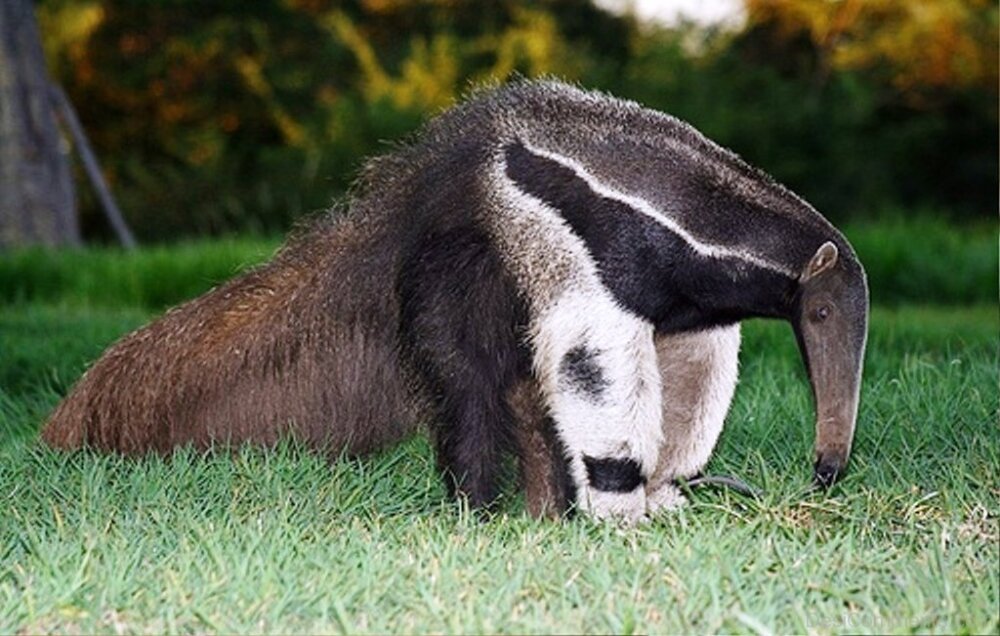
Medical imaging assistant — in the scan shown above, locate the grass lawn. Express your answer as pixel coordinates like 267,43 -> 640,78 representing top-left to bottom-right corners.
0,246 -> 997,632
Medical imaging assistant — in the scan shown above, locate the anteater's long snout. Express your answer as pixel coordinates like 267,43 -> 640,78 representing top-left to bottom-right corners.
797,303 -> 867,488
812,406 -> 857,489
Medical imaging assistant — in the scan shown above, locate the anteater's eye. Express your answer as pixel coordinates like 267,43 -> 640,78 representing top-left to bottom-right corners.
812,305 -> 831,323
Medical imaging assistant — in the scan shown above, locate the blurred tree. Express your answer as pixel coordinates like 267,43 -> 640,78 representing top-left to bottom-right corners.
744,0 -> 998,100
40,0 -> 357,238
0,0 -> 79,248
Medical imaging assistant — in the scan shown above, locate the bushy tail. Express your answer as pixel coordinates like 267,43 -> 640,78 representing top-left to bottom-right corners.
41,214 -> 422,457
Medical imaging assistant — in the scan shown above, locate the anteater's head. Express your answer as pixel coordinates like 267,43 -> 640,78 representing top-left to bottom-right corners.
792,241 -> 869,488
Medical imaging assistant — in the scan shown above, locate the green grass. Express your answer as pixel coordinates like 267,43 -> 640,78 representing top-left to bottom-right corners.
1,297 -> 996,634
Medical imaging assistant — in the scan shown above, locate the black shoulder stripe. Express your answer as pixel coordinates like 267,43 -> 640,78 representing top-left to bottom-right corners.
504,141 -> 681,323
504,141 -> 626,263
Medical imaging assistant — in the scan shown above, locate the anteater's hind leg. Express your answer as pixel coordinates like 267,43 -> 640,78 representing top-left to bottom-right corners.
508,379 -> 573,518
645,324 -> 741,513
397,225 -> 530,510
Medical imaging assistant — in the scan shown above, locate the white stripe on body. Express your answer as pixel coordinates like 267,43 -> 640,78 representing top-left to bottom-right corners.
519,140 -> 798,279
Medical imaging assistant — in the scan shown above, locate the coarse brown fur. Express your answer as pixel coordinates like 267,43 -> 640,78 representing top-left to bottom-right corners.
42,208 -> 427,457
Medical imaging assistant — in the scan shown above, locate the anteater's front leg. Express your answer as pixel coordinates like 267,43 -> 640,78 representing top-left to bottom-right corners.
533,292 -> 663,523
645,325 -> 742,513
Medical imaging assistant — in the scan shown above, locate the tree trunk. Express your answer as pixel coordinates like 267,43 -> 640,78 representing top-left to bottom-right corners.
0,0 -> 79,248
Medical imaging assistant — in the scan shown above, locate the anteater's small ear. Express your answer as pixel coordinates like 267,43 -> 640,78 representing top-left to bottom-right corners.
801,241 -> 839,282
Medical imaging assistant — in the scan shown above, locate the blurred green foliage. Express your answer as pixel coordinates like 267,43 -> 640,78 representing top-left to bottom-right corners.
37,0 -> 998,241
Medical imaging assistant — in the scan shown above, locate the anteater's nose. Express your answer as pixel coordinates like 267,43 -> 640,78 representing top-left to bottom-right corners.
813,456 -> 844,489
